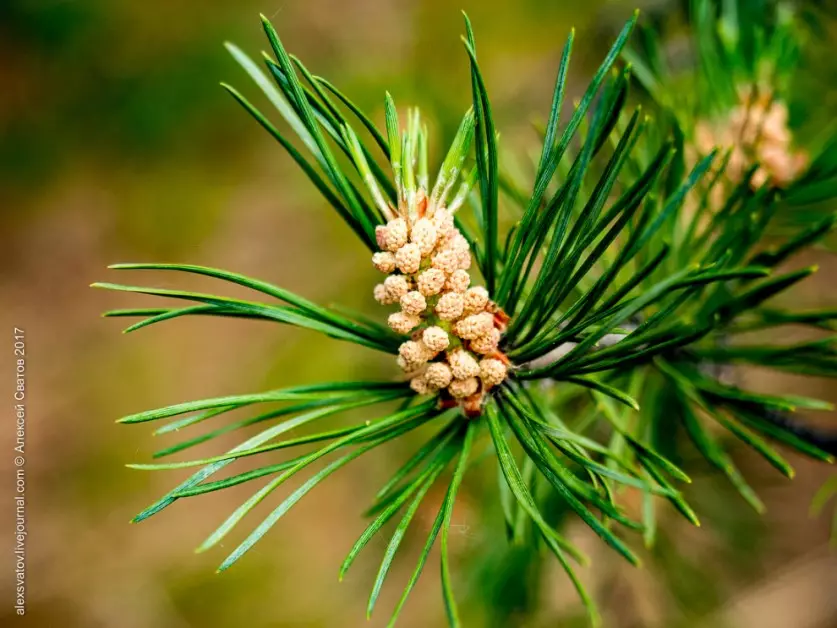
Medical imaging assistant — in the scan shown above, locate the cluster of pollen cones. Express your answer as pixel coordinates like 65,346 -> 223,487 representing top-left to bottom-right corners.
694,88 -> 807,190
373,191 -> 509,416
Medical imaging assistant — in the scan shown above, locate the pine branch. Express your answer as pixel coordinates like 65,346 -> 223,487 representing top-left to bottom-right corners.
96,5 -> 837,625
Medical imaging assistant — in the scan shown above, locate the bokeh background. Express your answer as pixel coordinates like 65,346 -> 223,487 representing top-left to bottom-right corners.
2,0 -> 836,626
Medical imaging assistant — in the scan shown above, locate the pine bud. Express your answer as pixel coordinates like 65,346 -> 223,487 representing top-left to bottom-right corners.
422,326 -> 450,353
447,232 -> 470,254
375,225 -> 389,250
751,167 -> 769,188
417,268 -> 446,296
444,235 -> 471,270
388,312 -> 421,334
400,291 -> 427,316
410,373 -> 430,395
463,286 -> 489,315
448,377 -> 478,398
436,292 -> 465,321
373,283 -> 391,304
453,312 -> 494,340
432,208 -> 455,237
384,275 -> 410,301
471,327 -> 501,355
445,269 -> 470,293
479,358 -> 507,388
761,103 -> 791,144
372,251 -> 396,273
410,218 -> 438,256
448,348 -> 480,379
383,218 -> 408,251
432,250 -> 461,274
399,340 -> 431,369
395,242 -> 422,274
425,362 -> 453,389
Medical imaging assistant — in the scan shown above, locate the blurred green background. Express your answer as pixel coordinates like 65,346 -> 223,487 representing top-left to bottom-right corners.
1,1 -> 836,626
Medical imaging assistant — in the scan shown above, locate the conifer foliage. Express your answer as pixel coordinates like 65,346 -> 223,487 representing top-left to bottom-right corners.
96,3 -> 836,624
